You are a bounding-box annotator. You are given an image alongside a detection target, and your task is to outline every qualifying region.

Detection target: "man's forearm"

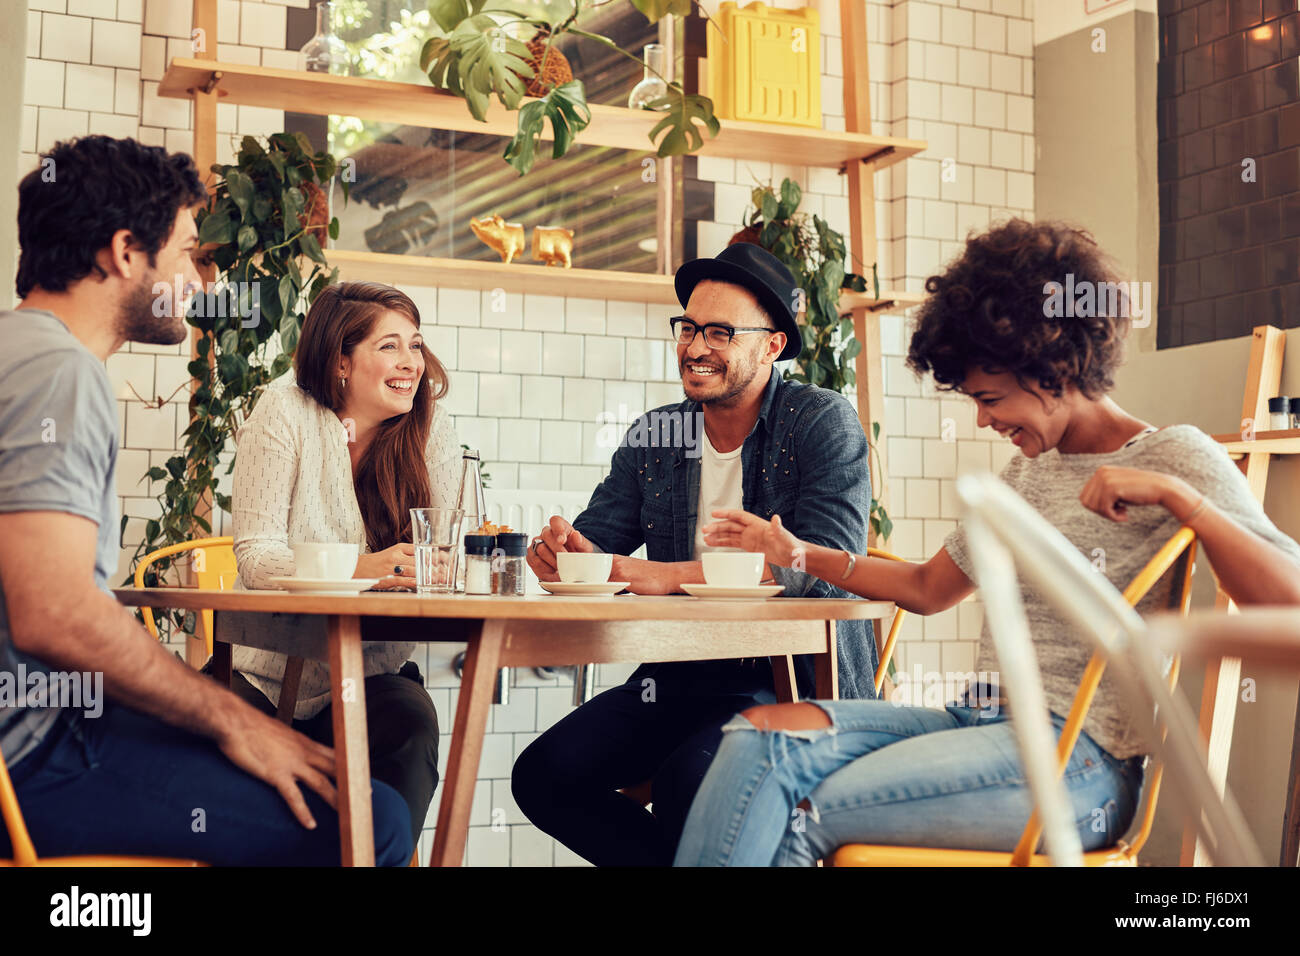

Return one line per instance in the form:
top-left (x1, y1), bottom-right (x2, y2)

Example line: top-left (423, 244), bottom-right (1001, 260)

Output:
top-left (16, 591), bottom-right (249, 743)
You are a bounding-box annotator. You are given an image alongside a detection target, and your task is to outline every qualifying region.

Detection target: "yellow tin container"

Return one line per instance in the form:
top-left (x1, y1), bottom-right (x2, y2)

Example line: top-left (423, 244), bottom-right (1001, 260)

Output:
top-left (707, 1), bottom-right (822, 129)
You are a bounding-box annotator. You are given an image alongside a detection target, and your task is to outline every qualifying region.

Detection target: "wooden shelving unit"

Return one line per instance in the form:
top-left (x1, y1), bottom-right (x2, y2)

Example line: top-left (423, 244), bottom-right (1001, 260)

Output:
top-left (178, 0), bottom-right (925, 538)
top-left (327, 249), bottom-right (925, 315)
top-left (160, 57), bottom-right (926, 172)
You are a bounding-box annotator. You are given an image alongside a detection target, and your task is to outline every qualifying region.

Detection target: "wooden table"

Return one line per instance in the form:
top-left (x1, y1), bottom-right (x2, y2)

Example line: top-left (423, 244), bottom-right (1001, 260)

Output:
top-left (114, 588), bottom-right (894, 867)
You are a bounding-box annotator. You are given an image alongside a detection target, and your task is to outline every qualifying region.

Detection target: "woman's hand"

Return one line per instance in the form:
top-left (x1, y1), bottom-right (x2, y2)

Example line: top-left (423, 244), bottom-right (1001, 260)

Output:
top-left (701, 509), bottom-right (804, 568)
top-left (1079, 466), bottom-right (1198, 523)
top-left (356, 542), bottom-right (418, 590)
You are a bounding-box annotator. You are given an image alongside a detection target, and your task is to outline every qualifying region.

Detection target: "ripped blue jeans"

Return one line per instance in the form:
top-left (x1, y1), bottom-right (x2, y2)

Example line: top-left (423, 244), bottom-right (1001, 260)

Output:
top-left (672, 698), bottom-right (1146, 867)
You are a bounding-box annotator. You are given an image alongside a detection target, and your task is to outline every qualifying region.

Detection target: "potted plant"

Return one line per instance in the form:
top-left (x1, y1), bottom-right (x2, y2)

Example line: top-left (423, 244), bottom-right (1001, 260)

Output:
top-left (729, 177), bottom-right (892, 544)
top-left (420, 0), bottom-right (721, 174)
top-left (123, 133), bottom-right (346, 638)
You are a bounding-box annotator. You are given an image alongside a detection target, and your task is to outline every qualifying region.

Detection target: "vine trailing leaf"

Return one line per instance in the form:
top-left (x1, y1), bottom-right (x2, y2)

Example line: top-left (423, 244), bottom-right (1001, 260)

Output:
top-left (122, 133), bottom-right (346, 639)
top-left (420, 0), bottom-right (722, 175)
top-left (736, 177), bottom-right (893, 543)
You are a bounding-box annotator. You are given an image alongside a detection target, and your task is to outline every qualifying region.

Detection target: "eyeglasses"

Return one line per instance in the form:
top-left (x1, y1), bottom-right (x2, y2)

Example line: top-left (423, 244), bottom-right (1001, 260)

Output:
top-left (669, 317), bottom-right (774, 350)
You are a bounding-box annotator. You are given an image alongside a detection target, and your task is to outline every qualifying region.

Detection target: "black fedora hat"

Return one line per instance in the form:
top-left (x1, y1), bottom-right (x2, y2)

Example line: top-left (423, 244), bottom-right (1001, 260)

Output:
top-left (674, 242), bottom-right (801, 362)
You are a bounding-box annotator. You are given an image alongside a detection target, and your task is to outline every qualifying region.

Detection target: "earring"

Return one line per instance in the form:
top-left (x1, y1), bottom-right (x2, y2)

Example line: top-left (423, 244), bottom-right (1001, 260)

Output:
top-left (339, 375), bottom-right (347, 388)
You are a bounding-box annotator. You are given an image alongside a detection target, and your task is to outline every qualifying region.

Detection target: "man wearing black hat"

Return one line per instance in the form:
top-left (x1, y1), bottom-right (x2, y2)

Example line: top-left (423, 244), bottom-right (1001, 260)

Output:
top-left (513, 242), bottom-right (875, 866)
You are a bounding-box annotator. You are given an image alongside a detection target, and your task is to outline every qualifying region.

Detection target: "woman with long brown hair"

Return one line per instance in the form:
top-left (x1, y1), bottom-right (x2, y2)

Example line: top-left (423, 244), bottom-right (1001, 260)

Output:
top-left (219, 281), bottom-right (459, 849)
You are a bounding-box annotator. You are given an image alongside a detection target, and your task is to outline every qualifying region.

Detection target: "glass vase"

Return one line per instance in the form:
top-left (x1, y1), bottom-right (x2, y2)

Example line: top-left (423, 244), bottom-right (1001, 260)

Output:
top-left (298, 1), bottom-right (349, 75)
top-left (628, 43), bottom-right (670, 111)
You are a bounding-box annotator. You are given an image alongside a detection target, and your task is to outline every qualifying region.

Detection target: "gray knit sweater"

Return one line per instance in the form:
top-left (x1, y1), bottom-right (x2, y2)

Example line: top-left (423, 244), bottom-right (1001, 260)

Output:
top-left (943, 425), bottom-right (1300, 759)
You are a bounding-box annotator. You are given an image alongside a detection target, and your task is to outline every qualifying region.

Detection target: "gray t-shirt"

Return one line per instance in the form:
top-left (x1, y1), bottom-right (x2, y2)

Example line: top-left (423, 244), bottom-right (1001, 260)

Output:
top-left (944, 424), bottom-right (1300, 760)
top-left (0, 308), bottom-right (119, 765)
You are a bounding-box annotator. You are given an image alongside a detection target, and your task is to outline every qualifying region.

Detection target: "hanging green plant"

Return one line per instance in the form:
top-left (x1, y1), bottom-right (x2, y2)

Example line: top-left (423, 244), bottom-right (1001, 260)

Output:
top-left (123, 133), bottom-right (347, 639)
top-left (730, 176), bottom-right (892, 543)
top-left (420, 0), bottom-right (720, 175)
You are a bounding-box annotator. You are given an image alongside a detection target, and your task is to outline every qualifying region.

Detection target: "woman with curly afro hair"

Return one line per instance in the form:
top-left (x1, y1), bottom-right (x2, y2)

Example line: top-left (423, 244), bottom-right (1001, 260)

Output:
top-left (671, 218), bottom-right (1300, 866)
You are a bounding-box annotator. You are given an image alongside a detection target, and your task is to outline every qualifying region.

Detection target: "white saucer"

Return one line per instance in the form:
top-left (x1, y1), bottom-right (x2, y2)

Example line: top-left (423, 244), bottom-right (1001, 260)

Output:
top-left (681, 583), bottom-right (785, 599)
top-left (538, 580), bottom-right (630, 596)
top-left (268, 576), bottom-right (383, 595)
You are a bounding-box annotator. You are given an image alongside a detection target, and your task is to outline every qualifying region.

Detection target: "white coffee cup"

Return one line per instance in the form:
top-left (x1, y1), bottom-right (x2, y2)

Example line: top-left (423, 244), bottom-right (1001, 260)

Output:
top-left (292, 542), bottom-right (360, 580)
top-left (702, 552), bottom-right (765, 587)
top-left (556, 551), bottom-right (614, 584)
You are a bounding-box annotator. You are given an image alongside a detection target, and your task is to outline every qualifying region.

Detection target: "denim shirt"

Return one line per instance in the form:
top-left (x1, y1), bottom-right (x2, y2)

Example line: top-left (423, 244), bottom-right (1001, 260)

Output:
top-left (573, 367), bottom-right (878, 700)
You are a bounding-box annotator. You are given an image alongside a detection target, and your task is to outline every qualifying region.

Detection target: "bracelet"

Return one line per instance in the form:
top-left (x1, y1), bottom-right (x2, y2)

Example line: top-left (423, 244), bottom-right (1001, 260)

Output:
top-left (1183, 493), bottom-right (1208, 525)
top-left (840, 549), bottom-right (857, 580)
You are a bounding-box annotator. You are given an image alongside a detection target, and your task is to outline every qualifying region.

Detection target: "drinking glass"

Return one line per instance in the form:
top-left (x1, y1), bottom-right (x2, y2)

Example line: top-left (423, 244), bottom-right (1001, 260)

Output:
top-left (410, 508), bottom-right (464, 593)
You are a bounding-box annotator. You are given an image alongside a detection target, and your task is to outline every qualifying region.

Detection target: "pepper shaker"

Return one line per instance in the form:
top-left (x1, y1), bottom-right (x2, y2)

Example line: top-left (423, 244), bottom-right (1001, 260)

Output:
top-left (493, 533), bottom-right (530, 596)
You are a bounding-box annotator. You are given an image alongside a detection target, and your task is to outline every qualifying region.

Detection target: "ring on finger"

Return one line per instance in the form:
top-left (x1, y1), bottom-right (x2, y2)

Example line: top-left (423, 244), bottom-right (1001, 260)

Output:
top-left (531, 538), bottom-right (544, 556)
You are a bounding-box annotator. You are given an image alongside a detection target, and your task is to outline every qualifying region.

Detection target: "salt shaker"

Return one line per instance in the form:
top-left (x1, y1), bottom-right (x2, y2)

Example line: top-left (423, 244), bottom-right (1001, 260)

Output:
top-left (493, 533), bottom-right (530, 597)
top-left (1268, 397), bottom-right (1291, 432)
top-left (464, 534), bottom-right (495, 595)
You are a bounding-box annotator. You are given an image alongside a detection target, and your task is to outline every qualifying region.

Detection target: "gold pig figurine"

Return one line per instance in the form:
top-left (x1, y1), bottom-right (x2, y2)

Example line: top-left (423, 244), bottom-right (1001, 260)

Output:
top-left (532, 225), bottom-right (575, 268)
top-left (469, 214), bottom-right (527, 264)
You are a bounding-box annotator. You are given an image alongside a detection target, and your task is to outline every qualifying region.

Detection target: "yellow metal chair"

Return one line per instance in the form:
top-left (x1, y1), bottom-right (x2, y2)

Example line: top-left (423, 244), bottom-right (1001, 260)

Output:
top-left (133, 536), bottom-right (309, 724)
top-left (866, 548), bottom-right (909, 696)
top-left (134, 535), bottom-right (237, 664)
top-left (832, 526), bottom-right (1198, 867)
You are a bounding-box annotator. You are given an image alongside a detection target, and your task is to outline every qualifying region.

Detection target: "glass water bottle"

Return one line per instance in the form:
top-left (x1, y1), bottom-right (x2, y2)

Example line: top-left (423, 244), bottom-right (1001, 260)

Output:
top-left (298, 1), bottom-right (349, 75)
top-left (455, 449), bottom-right (487, 591)
top-left (628, 43), bottom-right (671, 110)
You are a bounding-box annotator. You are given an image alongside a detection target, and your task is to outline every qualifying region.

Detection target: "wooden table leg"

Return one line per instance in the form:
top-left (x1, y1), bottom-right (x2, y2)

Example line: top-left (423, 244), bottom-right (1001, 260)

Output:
top-left (328, 614), bottom-right (373, 867)
top-left (212, 634), bottom-right (232, 687)
top-left (814, 620), bottom-right (839, 701)
top-left (276, 656), bottom-right (305, 725)
top-left (430, 619), bottom-right (504, 867)
top-left (771, 655), bottom-right (799, 703)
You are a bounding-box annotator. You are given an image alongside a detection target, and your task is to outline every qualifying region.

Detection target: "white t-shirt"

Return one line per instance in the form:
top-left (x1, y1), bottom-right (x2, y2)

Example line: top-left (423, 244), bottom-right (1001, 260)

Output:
top-left (693, 427), bottom-right (745, 560)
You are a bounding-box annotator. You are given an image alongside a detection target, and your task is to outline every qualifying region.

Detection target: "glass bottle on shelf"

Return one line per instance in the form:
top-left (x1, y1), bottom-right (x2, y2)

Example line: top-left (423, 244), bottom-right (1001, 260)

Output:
top-left (298, 1), bottom-right (350, 75)
top-left (628, 43), bottom-right (671, 111)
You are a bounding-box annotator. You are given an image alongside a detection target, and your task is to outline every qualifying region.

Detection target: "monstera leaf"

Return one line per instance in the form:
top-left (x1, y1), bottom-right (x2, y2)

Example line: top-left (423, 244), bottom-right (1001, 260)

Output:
top-left (648, 88), bottom-right (721, 156)
top-left (421, 16), bottom-right (533, 122)
top-left (503, 80), bottom-right (591, 175)
top-left (629, 0), bottom-right (693, 19)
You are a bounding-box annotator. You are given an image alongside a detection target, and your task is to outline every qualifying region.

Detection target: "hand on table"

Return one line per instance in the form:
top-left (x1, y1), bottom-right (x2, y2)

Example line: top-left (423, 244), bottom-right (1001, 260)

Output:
top-left (525, 515), bottom-right (594, 583)
top-left (356, 543), bottom-right (418, 590)
top-left (216, 705), bottom-right (338, 829)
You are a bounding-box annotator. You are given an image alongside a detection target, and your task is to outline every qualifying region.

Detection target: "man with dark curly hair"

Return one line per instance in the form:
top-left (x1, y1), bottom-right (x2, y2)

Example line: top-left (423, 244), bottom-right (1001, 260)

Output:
top-left (671, 218), bottom-right (1300, 866)
top-left (0, 136), bottom-right (412, 865)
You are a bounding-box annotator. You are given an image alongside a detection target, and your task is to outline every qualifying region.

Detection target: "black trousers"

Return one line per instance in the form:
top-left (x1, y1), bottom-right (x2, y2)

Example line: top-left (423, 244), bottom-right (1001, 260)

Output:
top-left (208, 659), bottom-right (439, 847)
top-left (511, 659), bottom-right (776, 867)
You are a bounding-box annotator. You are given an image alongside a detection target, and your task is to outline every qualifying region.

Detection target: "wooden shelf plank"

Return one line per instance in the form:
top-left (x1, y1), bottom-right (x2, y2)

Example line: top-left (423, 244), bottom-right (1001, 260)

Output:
top-left (841, 288), bottom-right (927, 314)
top-left (160, 58), bottom-right (926, 171)
top-left (328, 249), bottom-right (679, 303)
top-left (1214, 428), bottom-right (1300, 456)
top-left (327, 248), bottom-right (922, 316)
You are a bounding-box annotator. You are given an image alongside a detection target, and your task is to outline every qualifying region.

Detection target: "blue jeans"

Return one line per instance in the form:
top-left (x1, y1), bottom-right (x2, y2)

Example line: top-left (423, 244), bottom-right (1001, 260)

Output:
top-left (673, 698), bottom-right (1146, 866)
top-left (1, 700), bottom-right (413, 866)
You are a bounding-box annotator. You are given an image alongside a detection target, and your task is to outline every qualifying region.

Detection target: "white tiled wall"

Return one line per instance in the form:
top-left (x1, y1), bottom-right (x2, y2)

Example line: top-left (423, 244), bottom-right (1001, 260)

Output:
top-left (21, 0), bottom-right (1035, 865)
